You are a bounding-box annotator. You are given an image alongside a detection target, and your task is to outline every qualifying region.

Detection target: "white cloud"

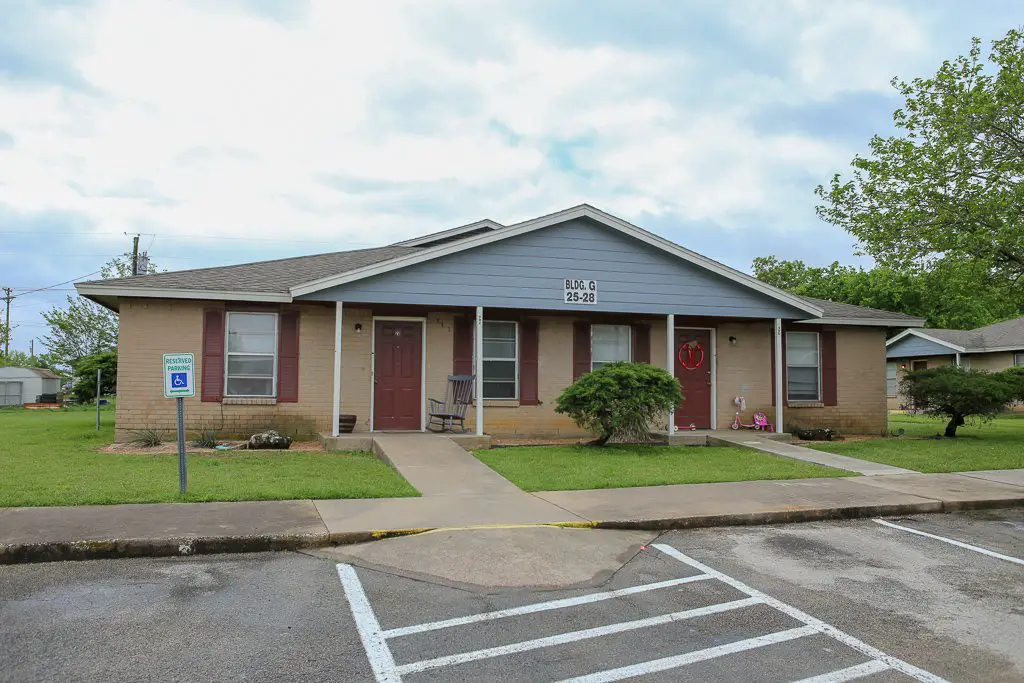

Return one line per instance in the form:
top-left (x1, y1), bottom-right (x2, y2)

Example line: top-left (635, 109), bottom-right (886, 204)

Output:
top-left (0, 0), bottom-right (945, 250)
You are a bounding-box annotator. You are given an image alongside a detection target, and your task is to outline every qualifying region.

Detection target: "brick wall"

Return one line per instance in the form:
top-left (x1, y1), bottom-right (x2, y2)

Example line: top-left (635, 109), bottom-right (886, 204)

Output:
top-left (115, 298), bottom-right (335, 441)
top-left (786, 327), bottom-right (888, 434)
top-left (115, 299), bottom-right (892, 439)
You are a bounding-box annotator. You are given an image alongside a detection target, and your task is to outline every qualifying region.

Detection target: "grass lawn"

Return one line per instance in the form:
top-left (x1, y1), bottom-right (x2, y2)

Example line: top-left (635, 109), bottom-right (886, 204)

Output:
top-left (0, 408), bottom-right (417, 506)
top-left (475, 444), bottom-right (854, 492)
top-left (809, 413), bottom-right (1024, 473)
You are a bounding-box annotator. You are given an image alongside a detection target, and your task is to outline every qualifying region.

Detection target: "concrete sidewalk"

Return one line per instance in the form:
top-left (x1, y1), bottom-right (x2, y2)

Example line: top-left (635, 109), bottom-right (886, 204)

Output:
top-left (709, 432), bottom-right (916, 476)
top-left (3, 470), bottom-right (1023, 563)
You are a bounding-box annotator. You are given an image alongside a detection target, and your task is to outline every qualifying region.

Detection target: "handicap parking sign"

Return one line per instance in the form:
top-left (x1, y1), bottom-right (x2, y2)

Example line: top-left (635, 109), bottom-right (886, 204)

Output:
top-left (163, 353), bottom-right (196, 398)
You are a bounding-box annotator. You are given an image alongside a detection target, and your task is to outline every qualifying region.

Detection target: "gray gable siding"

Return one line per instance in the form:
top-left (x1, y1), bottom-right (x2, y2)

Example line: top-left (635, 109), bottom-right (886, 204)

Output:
top-left (886, 335), bottom-right (957, 359)
top-left (300, 218), bottom-right (809, 318)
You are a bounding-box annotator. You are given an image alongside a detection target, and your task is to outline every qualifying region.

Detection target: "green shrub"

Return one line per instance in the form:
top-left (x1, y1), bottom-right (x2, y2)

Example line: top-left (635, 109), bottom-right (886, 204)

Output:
top-left (190, 429), bottom-right (219, 449)
top-left (900, 365), bottom-right (1024, 437)
top-left (130, 429), bottom-right (165, 447)
top-left (554, 362), bottom-right (682, 446)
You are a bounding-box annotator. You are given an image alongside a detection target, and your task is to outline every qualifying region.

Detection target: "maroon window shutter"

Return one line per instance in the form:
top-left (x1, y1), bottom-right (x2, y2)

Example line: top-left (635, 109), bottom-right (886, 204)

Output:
top-left (520, 319), bottom-right (540, 405)
top-left (201, 309), bottom-right (225, 402)
top-left (632, 324), bottom-right (651, 363)
top-left (821, 330), bottom-right (838, 406)
top-left (453, 317), bottom-right (474, 375)
top-left (573, 322), bottom-right (591, 380)
top-left (277, 311), bottom-right (300, 402)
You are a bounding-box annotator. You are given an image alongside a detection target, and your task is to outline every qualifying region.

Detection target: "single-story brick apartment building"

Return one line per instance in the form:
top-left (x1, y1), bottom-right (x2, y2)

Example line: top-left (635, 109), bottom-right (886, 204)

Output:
top-left (77, 205), bottom-right (924, 441)
top-left (886, 316), bottom-right (1024, 410)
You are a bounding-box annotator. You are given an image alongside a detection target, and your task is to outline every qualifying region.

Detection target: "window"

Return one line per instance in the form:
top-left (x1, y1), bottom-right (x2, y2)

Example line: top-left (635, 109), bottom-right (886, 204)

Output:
top-left (482, 321), bottom-right (517, 399)
top-left (786, 331), bottom-right (820, 401)
top-left (1015, 353), bottom-right (1024, 366)
top-left (592, 324), bottom-right (631, 370)
top-left (961, 357), bottom-right (971, 371)
top-left (886, 362), bottom-right (897, 397)
top-left (225, 312), bottom-right (277, 397)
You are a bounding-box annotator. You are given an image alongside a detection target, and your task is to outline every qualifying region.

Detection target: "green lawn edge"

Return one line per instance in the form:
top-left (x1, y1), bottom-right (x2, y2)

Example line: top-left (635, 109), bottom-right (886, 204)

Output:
top-left (806, 414), bottom-right (1024, 473)
top-left (0, 409), bottom-right (418, 507)
top-left (475, 444), bottom-right (855, 492)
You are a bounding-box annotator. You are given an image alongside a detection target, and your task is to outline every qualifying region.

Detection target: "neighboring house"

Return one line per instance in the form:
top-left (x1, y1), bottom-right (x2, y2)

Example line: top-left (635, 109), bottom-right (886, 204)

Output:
top-left (886, 316), bottom-right (1024, 410)
top-left (76, 204), bottom-right (924, 441)
top-left (0, 367), bottom-right (62, 406)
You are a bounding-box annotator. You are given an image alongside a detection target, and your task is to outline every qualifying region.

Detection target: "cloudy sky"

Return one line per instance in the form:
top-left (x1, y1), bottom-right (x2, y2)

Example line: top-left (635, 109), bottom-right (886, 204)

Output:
top-left (0, 0), bottom-right (1018, 354)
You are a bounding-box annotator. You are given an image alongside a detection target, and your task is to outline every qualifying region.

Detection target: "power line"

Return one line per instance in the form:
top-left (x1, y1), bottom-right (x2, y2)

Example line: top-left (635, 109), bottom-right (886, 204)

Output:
top-left (11, 270), bottom-right (103, 298)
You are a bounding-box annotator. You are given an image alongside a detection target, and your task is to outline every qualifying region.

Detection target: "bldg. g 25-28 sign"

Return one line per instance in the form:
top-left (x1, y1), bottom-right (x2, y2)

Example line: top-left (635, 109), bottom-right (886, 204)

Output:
top-left (564, 278), bottom-right (597, 305)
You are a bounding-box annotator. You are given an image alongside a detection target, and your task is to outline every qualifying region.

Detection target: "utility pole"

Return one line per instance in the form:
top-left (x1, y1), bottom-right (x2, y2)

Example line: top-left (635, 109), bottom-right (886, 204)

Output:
top-left (29, 339), bottom-right (34, 358)
top-left (2, 287), bottom-right (13, 358)
top-left (131, 234), bottom-right (140, 276)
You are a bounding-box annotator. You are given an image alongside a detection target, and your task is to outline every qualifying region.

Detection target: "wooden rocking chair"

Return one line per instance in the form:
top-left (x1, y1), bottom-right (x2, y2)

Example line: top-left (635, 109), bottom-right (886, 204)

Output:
top-left (427, 375), bottom-right (475, 433)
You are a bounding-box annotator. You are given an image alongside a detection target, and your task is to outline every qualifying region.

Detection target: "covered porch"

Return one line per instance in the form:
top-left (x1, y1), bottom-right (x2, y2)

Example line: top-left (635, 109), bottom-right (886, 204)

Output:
top-left (323, 302), bottom-right (791, 439)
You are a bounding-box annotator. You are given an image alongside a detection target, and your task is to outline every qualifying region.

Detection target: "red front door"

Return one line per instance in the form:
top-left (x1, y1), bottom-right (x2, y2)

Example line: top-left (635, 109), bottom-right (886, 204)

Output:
top-left (674, 328), bottom-right (713, 429)
top-left (373, 320), bottom-right (423, 431)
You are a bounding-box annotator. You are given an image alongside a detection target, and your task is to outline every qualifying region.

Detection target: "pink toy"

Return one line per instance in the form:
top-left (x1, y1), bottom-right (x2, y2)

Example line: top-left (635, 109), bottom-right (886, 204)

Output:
top-left (730, 396), bottom-right (774, 431)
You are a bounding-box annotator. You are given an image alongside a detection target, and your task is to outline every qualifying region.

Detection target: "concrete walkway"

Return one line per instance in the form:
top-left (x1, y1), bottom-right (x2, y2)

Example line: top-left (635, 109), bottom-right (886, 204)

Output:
top-left (3, 469), bottom-right (1023, 563)
top-left (710, 432), bottom-right (916, 476)
top-left (371, 433), bottom-right (522, 497)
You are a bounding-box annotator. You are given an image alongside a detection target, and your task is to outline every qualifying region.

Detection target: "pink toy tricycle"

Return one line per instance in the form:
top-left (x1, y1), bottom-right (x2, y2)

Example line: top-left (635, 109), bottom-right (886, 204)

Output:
top-left (731, 396), bottom-right (774, 431)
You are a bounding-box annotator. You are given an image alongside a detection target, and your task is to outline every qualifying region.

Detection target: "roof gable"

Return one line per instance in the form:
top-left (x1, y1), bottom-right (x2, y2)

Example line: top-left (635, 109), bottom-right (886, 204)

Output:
top-left (298, 216), bottom-right (817, 318)
top-left (292, 204), bottom-right (822, 316)
top-left (886, 330), bottom-right (962, 358)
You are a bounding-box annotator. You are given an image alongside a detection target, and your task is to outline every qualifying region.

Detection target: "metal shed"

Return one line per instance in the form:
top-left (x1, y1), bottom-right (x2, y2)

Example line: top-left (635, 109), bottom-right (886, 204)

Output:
top-left (0, 367), bottom-right (62, 406)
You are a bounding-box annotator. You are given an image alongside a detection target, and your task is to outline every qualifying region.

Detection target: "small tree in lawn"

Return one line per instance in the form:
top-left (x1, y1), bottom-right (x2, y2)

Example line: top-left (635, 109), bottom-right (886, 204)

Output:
top-left (900, 366), bottom-right (1023, 437)
top-left (71, 350), bottom-right (118, 403)
top-left (554, 362), bottom-right (682, 446)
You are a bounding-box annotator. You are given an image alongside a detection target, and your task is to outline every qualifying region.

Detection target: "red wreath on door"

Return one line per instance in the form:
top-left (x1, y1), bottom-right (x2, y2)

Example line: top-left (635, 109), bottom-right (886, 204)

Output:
top-left (677, 340), bottom-right (705, 370)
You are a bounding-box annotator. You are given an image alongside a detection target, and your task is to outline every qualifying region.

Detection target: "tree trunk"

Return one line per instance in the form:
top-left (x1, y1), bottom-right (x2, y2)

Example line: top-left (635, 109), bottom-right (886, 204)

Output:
top-left (944, 413), bottom-right (965, 437)
top-left (595, 430), bottom-right (612, 447)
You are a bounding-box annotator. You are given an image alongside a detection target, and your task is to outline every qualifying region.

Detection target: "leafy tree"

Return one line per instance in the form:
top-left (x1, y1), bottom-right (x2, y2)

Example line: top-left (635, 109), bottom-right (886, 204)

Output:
top-left (554, 362), bottom-right (683, 446)
top-left (0, 350), bottom-right (36, 368)
top-left (40, 253), bottom-right (161, 373)
top-left (41, 295), bottom-right (118, 374)
top-left (752, 256), bottom-right (1024, 329)
top-left (816, 30), bottom-right (1024, 285)
top-left (899, 366), bottom-right (1023, 437)
top-left (70, 350), bottom-right (117, 403)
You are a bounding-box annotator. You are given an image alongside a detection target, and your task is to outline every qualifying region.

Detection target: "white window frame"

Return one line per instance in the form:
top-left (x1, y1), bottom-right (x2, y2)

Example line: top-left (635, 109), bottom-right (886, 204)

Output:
top-left (591, 324), bottom-right (632, 371)
top-left (886, 362), bottom-right (898, 397)
top-left (786, 331), bottom-right (821, 402)
top-left (1015, 352), bottom-right (1024, 367)
top-left (224, 311), bottom-right (279, 398)
top-left (481, 320), bottom-right (519, 400)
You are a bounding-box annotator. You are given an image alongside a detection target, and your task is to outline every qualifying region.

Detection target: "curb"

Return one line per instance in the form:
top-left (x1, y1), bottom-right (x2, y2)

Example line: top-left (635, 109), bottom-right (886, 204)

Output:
top-left (3, 497), bottom-right (1021, 565)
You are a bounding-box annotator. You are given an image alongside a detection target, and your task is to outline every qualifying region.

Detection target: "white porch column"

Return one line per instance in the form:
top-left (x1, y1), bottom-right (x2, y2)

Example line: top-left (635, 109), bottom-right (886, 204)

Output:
top-left (666, 314), bottom-right (675, 434)
top-left (774, 317), bottom-right (783, 434)
top-left (475, 306), bottom-right (484, 436)
top-left (331, 301), bottom-right (343, 437)
top-left (955, 352), bottom-right (961, 367)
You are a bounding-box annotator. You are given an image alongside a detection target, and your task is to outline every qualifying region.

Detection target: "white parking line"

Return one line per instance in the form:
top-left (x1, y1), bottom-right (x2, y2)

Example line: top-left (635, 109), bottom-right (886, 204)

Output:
top-left (873, 518), bottom-right (1024, 566)
top-left (336, 564), bottom-right (400, 682)
top-left (382, 573), bottom-right (713, 638)
top-left (652, 544), bottom-right (949, 683)
top-left (395, 597), bottom-right (762, 676)
top-left (788, 660), bottom-right (890, 683)
top-left (554, 626), bottom-right (819, 683)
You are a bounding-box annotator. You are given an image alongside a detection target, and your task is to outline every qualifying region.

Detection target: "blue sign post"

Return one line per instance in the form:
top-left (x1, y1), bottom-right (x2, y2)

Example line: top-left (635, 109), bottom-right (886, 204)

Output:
top-left (163, 353), bottom-right (195, 494)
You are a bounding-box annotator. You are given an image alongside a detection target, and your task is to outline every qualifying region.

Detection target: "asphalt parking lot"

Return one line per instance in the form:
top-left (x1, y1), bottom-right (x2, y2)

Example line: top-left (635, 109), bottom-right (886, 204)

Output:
top-left (2, 509), bottom-right (1022, 682)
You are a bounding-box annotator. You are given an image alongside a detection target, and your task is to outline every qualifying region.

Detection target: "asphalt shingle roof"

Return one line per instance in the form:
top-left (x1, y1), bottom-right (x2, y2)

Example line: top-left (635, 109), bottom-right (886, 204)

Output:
top-left (906, 316), bottom-right (1024, 352)
top-left (797, 296), bottom-right (923, 322)
top-left (79, 245), bottom-right (418, 294)
top-left (78, 217), bottom-right (925, 325)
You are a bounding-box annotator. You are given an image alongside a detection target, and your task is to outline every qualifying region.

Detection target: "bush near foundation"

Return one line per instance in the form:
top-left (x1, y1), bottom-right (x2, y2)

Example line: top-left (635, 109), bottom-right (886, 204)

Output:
top-left (555, 362), bottom-right (683, 446)
top-left (900, 366), bottom-right (1024, 437)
